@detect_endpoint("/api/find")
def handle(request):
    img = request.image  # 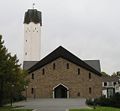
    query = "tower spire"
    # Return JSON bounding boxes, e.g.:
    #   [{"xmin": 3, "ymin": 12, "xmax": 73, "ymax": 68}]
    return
[{"xmin": 33, "ymin": 3, "xmax": 35, "ymax": 9}]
